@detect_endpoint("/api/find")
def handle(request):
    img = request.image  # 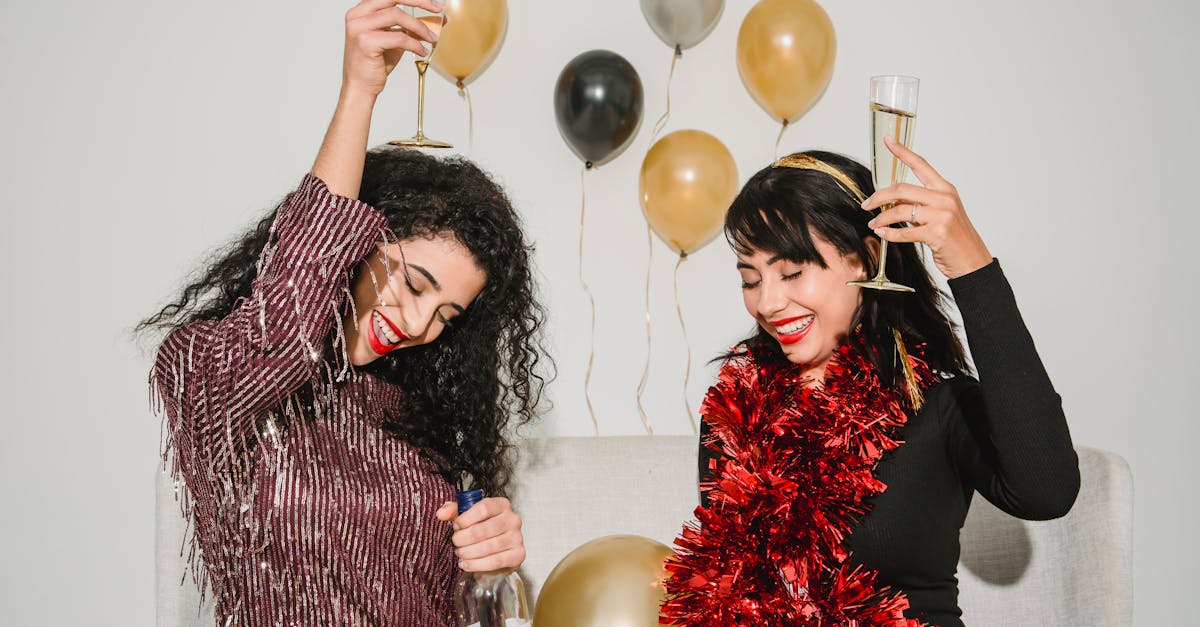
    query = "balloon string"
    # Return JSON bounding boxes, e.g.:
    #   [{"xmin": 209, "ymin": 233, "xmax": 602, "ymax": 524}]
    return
[
  {"xmin": 635, "ymin": 221, "xmax": 655, "ymax": 435},
  {"xmin": 578, "ymin": 164, "xmax": 600, "ymax": 436},
  {"xmin": 674, "ymin": 252, "xmax": 697, "ymax": 435},
  {"xmin": 650, "ymin": 45, "xmax": 681, "ymax": 143},
  {"xmin": 458, "ymin": 80, "xmax": 474, "ymax": 154},
  {"xmin": 774, "ymin": 119, "xmax": 789, "ymax": 161}
]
